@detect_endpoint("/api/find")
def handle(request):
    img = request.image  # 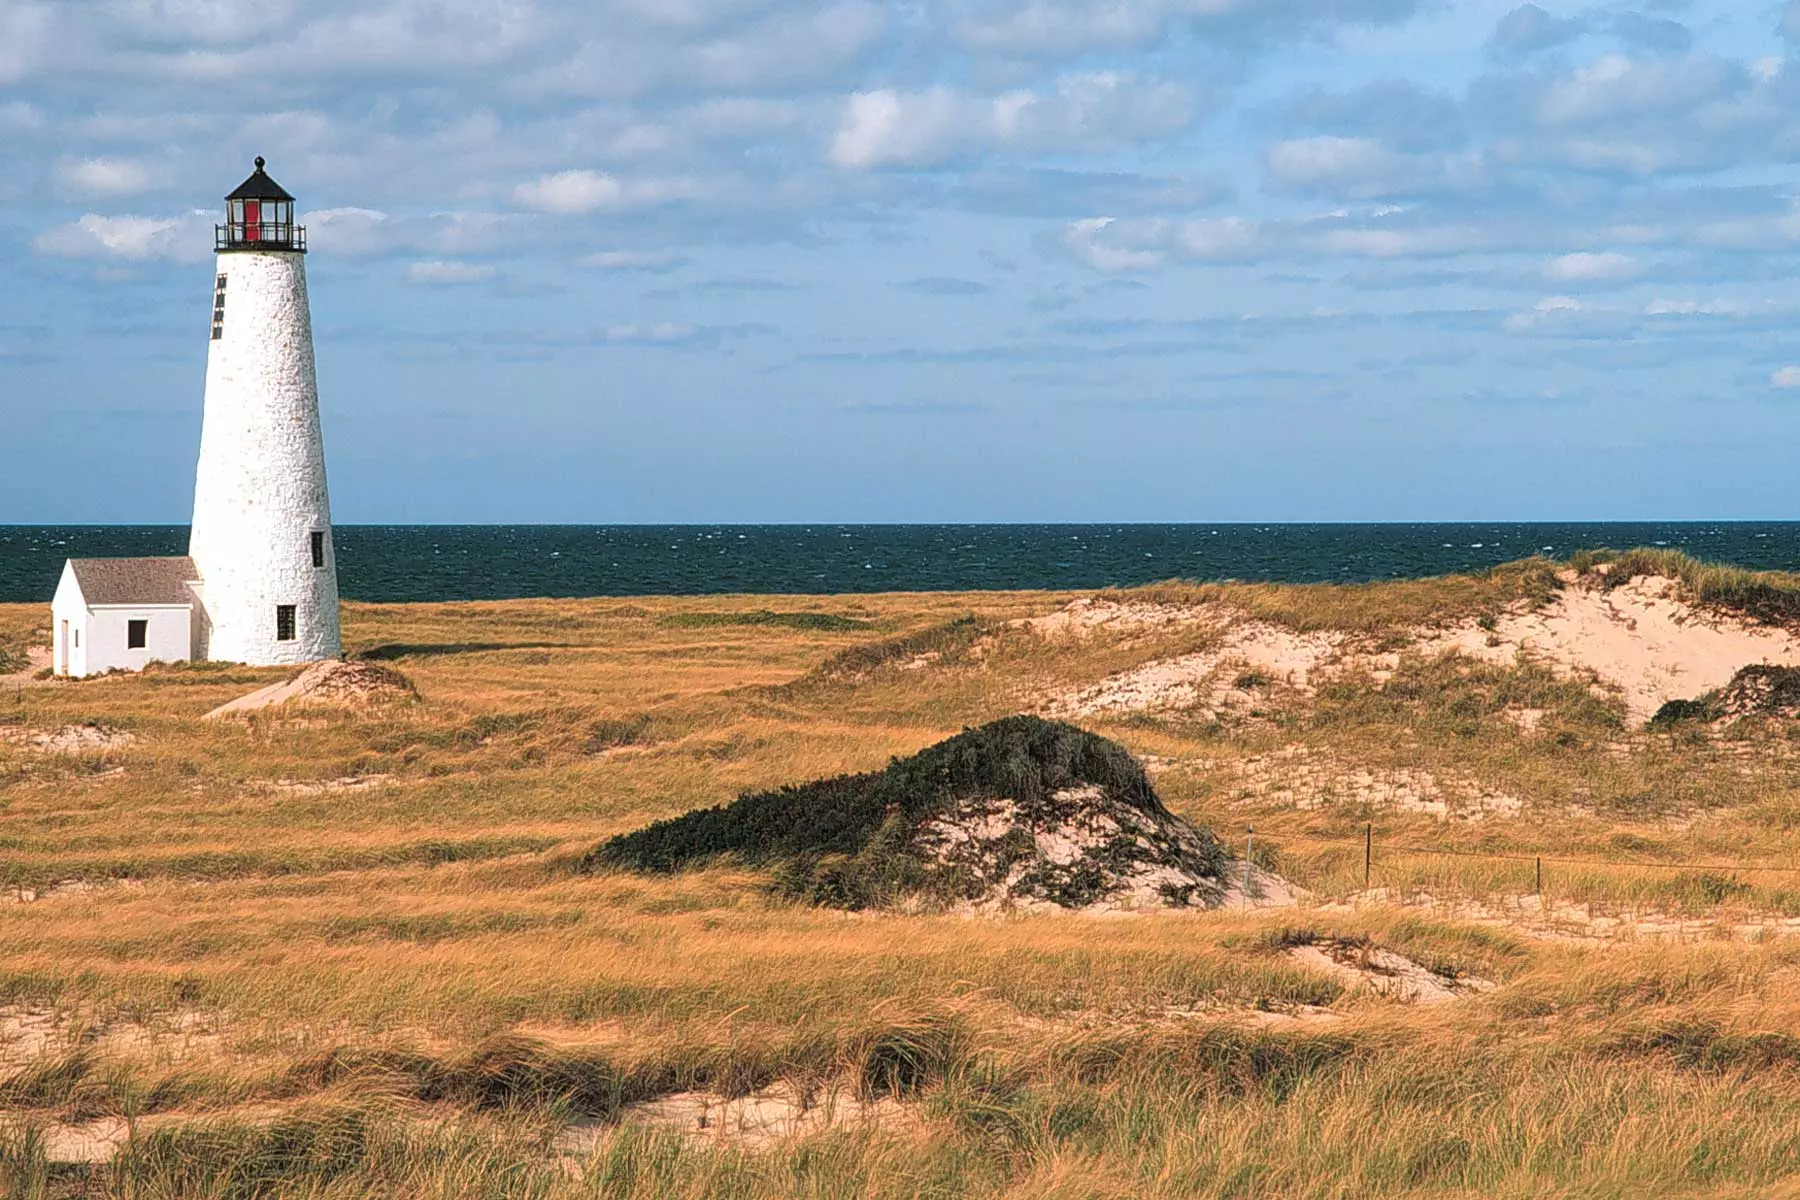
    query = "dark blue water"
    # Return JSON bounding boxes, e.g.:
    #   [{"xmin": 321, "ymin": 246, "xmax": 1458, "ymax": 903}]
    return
[{"xmin": 2, "ymin": 524, "xmax": 1796, "ymax": 604}]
